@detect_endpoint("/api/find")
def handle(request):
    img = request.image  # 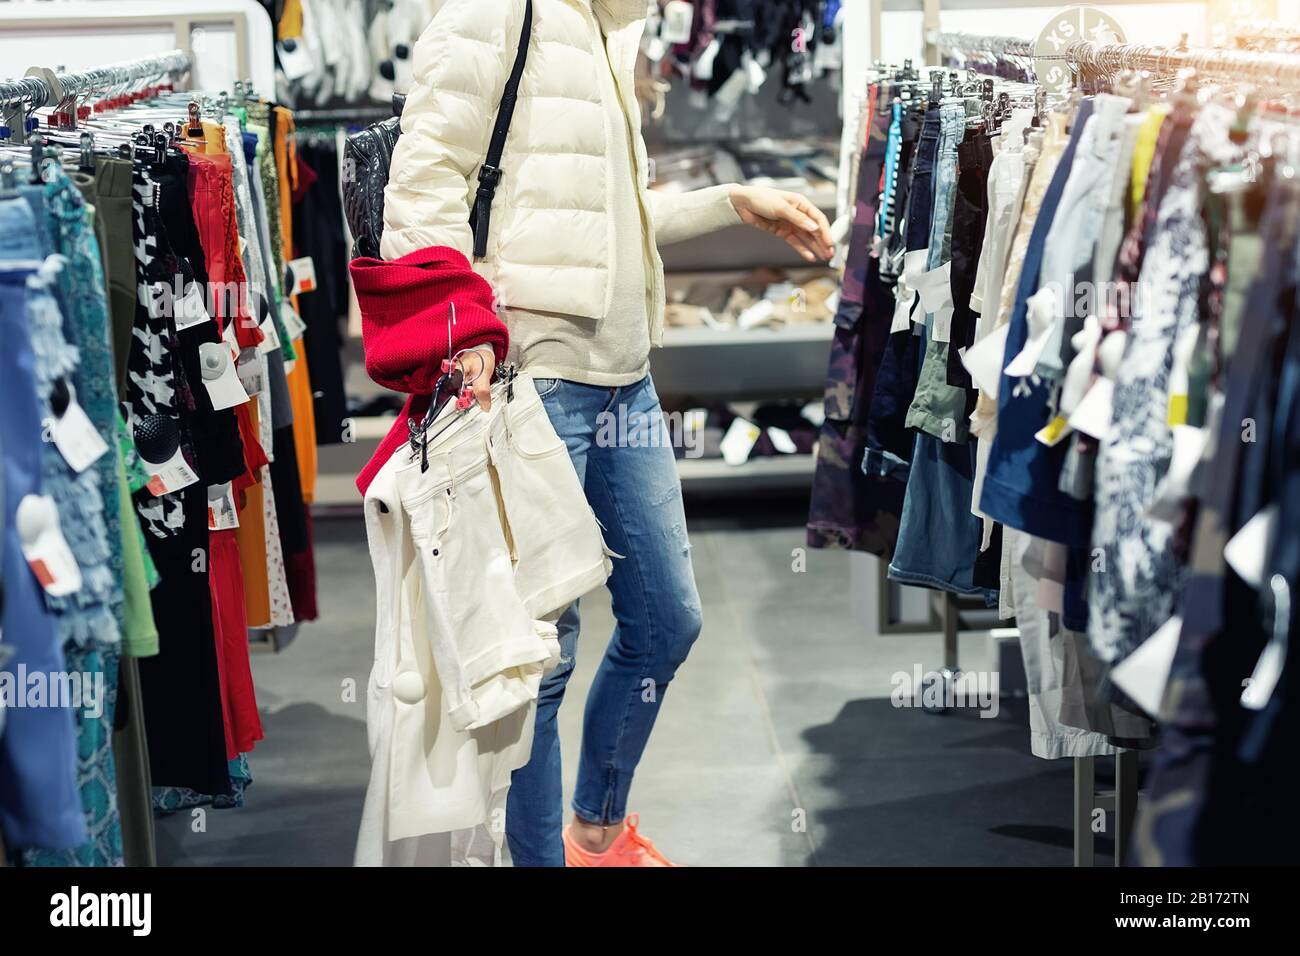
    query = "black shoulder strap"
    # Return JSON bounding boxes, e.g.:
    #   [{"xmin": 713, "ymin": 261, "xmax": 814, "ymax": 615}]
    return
[{"xmin": 470, "ymin": 0, "xmax": 533, "ymax": 258}]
